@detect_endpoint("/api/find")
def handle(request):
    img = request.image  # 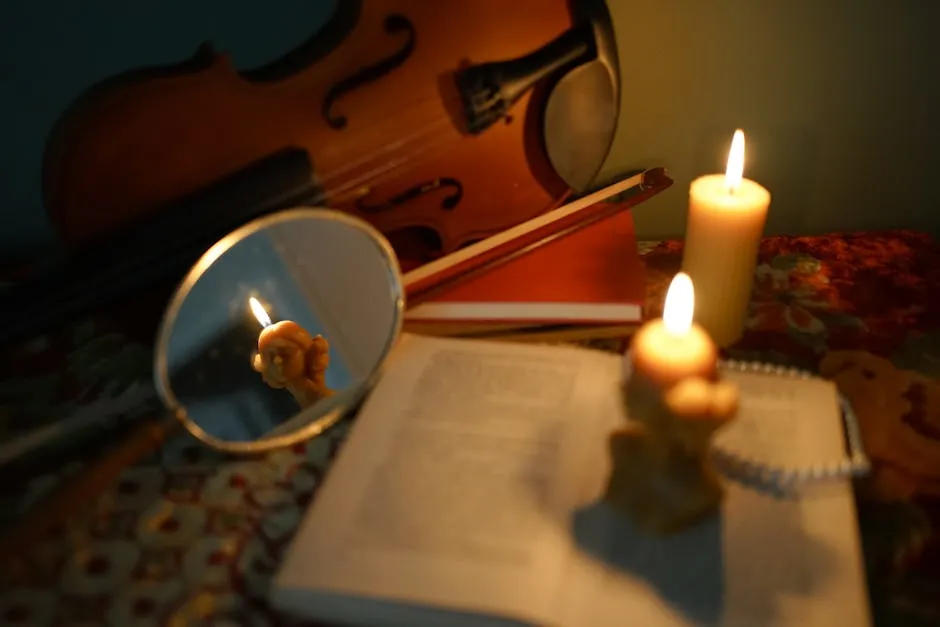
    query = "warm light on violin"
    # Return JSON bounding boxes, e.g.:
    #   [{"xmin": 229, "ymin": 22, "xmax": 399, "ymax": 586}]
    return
[{"xmin": 44, "ymin": 0, "xmax": 624, "ymax": 269}]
